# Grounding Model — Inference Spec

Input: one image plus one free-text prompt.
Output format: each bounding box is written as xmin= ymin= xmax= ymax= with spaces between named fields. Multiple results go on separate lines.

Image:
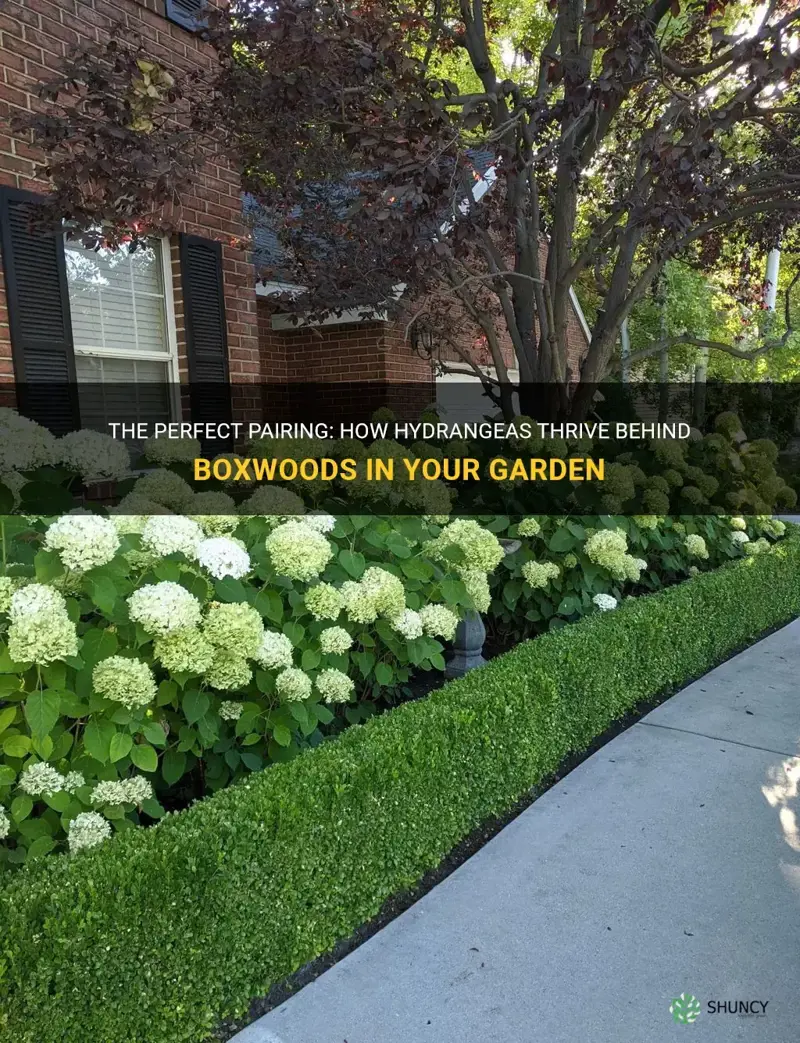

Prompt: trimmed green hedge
xmin=2 ymin=533 xmax=800 ymax=1043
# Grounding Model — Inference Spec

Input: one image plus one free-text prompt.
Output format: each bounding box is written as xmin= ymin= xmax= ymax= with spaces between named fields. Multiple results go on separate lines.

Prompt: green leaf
xmin=24 ymin=690 xmax=61 ymax=743
xmin=0 ymin=645 xmax=28 ymax=673
xmin=0 ymin=705 xmax=17 ymax=735
xmin=129 ymin=743 xmax=158 ymax=773
xmin=141 ymin=721 xmax=167 ymax=747
xmin=283 ymin=621 xmax=305 ymax=646
xmin=83 ymin=719 xmax=116 ymax=764
xmin=385 ymin=533 xmax=412 ymax=558
xmin=240 ymin=751 xmax=263 ymax=770
xmin=253 ymin=588 xmax=283 ymax=623
xmin=11 ymin=795 xmax=33 ymax=822
xmin=88 ymin=576 xmax=118 ymax=616
xmin=109 ymin=732 xmax=133 ymax=763
xmin=272 ymin=724 xmax=292 ymax=747
xmin=20 ymin=481 xmax=75 ymax=514
xmin=81 ymin=628 xmax=118 ymax=669
xmin=141 ymin=797 xmax=166 ymax=819
xmin=2 ymin=734 xmax=30 ymax=758
xmin=339 ymin=549 xmax=365 ymax=578
xmin=34 ymin=549 xmax=65 ymax=584
xmin=439 ymin=576 xmax=466 ymax=604
xmin=156 ymin=680 xmax=178 ymax=707
xmin=312 ymin=704 xmax=334 ymax=725
xmin=548 ymin=526 xmax=576 ymax=553
xmin=0 ymin=482 xmax=13 ymax=514
xmin=375 ymin=662 xmax=394 ymax=686
xmin=301 ymin=648 xmax=321 ymax=671
xmin=26 ymin=835 xmax=56 ymax=860
xmin=183 ymin=690 xmax=210 ymax=725
xmin=214 ymin=577 xmax=247 ymax=603
xmin=43 ymin=790 xmax=71 ymax=813
xmin=0 ymin=765 xmax=16 ymax=786
xmin=162 ymin=749 xmax=186 ymax=786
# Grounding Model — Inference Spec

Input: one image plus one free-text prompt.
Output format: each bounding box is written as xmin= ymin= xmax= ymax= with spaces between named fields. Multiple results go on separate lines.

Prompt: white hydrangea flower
xmin=191 ymin=490 xmax=239 ymax=535
xmin=141 ymin=515 xmax=203 ymax=559
xmin=154 ymin=627 xmax=215 ymax=674
xmin=303 ymin=512 xmax=336 ymax=534
xmin=68 ymin=811 xmax=112 ymax=853
xmin=59 ymin=429 xmax=130 ymax=481
xmin=0 ymin=410 xmax=59 ymax=472
xmin=239 ymin=486 xmax=305 ymax=521
xmin=517 ymin=518 xmax=541 ymax=537
xmin=10 ymin=583 xmax=67 ymax=620
xmin=315 ymin=667 xmax=354 ymax=704
xmin=44 ymin=513 xmax=120 ymax=572
xmin=731 ymin=530 xmax=750 ymax=545
xmin=633 ymin=558 xmax=648 ymax=571
xmin=462 ymin=568 xmax=491 ymax=613
xmin=304 ymin=582 xmax=343 ymax=621
xmin=340 ymin=580 xmax=378 ymax=624
xmin=219 ymin=700 xmax=244 ymax=721
xmin=275 ymin=667 xmax=312 ymax=702
xmin=418 ymin=604 xmax=459 ymax=641
xmin=688 ymin=565 xmax=700 ymax=577
xmin=584 ymin=529 xmax=628 ymax=574
xmin=0 ymin=576 xmax=15 ymax=614
xmin=122 ymin=776 xmax=153 ymax=805
xmin=93 ymin=656 xmax=157 ymax=710
xmin=204 ymin=650 xmax=252 ymax=690
xmin=90 ymin=780 xmax=128 ymax=805
xmin=390 ymin=608 xmax=423 ymax=640
xmin=730 ymin=516 xmax=747 ymax=531
xmin=254 ymin=630 xmax=294 ymax=670
xmin=204 ymin=602 xmax=263 ymax=658
xmin=361 ymin=567 xmax=406 ymax=619
xmin=319 ymin=626 xmax=353 ymax=655
xmin=8 ymin=584 xmax=78 ymax=665
xmin=18 ymin=762 xmax=65 ymax=797
xmin=109 ymin=493 xmax=172 ymax=535
xmin=684 ymin=534 xmax=709 ymax=559
xmin=0 ymin=805 xmax=9 ymax=840
xmin=593 ymin=593 xmax=618 ymax=611
xmin=265 ymin=520 xmax=333 ymax=581
xmin=64 ymin=771 xmax=85 ymax=793
xmin=424 ymin=519 xmax=504 ymax=574
xmin=127 ymin=582 xmax=202 ymax=636
xmin=134 ymin=469 xmax=195 ymax=511
xmin=142 ymin=435 xmax=201 ymax=465
xmin=196 ymin=537 xmax=251 ymax=580
xmin=521 ymin=560 xmax=560 ymax=589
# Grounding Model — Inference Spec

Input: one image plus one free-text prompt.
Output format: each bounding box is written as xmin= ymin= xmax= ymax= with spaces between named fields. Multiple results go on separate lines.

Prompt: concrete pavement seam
xmin=636 ymin=720 xmax=797 ymax=758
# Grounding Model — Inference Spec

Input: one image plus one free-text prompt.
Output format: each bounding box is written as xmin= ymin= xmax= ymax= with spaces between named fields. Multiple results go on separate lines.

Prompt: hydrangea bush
xmin=0 ymin=496 xmax=500 ymax=866
xmin=486 ymin=512 xmax=788 ymax=643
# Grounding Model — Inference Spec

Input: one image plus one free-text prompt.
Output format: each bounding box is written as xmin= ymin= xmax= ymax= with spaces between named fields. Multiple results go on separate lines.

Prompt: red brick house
xmin=0 ymin=0 xmax=590 ymax=434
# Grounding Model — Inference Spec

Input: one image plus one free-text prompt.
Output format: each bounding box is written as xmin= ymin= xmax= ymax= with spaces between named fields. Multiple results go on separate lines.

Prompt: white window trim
xmin=68 ymin=237 xmax=181 ymax=420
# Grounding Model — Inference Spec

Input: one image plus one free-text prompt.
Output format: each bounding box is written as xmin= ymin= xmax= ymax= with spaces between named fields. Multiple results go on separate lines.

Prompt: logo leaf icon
xmin=670 ymin=993 xmax=701 ymax=1024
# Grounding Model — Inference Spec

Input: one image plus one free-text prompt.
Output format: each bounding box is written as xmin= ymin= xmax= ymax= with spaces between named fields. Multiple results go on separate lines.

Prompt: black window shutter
xmin=165 ymin=0 xmax=206 ymax=31
xmin=179 ymin=233 xmax=232 ymax=452
xmin=0 ymin=187 xmax=80 ymax=434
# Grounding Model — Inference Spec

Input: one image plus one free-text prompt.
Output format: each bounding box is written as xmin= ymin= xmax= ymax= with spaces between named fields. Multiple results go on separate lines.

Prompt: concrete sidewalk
xmin=233 ymin=619 xmax=800 ymax=1043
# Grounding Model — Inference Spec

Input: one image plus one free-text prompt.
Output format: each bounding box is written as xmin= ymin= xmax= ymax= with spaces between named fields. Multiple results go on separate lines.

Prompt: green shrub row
xmin=2 ymin=531 xmax=800 ymax=1043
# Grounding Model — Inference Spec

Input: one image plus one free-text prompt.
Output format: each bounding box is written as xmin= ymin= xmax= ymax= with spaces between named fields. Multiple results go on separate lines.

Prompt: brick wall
xmin=0 ymin=0 xmax=258 ymax=390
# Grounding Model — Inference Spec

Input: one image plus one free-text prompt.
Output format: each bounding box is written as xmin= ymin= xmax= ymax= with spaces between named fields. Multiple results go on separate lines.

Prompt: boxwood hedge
xmin=1 ymin=531 xmax=799 ymax=1043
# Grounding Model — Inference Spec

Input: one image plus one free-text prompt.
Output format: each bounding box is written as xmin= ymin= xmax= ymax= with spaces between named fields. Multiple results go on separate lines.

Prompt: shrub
xmin=0 ymin=510 xmax=501 ymax=865
xmin=1 ymin=531 xmax=799 ymax=1043
xmin=487 ymin=513 xmax=788 ymax=642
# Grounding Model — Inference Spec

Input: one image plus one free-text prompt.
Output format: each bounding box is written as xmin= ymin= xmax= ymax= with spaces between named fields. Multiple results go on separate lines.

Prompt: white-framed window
xmin=64 ymin=237 xmax=180 ymax=433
